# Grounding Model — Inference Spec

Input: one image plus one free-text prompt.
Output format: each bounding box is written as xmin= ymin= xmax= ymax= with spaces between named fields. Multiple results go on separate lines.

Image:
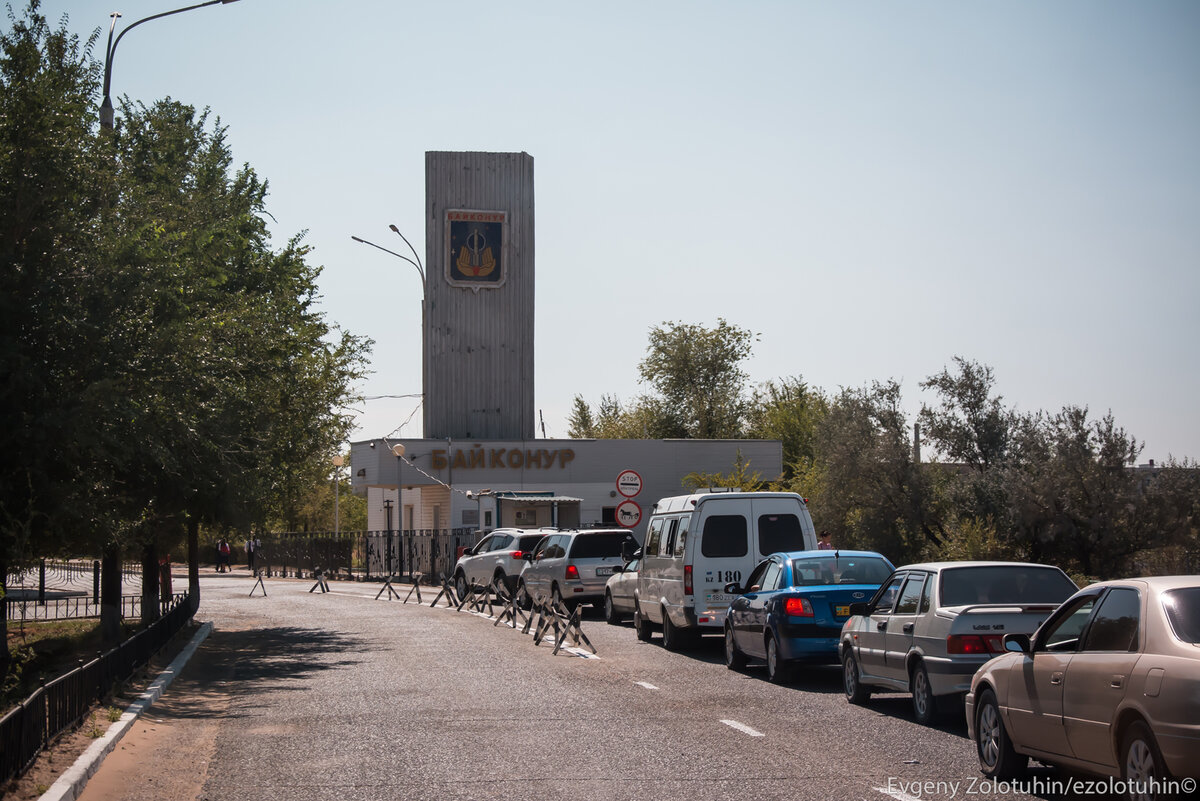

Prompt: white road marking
xmin=720 ymin=719 xmax=764 ymax=737
xmin=634 ymin=681 xmax=659 ymax=690
xmin=874 ymin=787 xmax=925 ymax=801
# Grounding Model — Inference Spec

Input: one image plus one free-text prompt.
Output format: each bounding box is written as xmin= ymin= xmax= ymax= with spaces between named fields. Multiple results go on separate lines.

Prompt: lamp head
xmin=391 ymin=443 xmax=406 ymax=457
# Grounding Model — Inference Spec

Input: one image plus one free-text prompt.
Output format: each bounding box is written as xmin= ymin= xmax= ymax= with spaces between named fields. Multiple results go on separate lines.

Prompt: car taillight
xmin=684 ymin=564 xmax=693 ymax=595
xmin=785 ymin=597 xmax=814 ymax=617
xmin=510 ymin=551 xmax=523 ymax=559
xmin=565 ymin=564 xmax=580 ymax=580
xmin=947 ymin=634 xmax=1004 ymax=654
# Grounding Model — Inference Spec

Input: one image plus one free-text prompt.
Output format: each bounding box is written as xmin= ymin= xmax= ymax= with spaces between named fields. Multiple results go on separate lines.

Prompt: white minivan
xmin=632 ymin=491 xmax=817 ymax=650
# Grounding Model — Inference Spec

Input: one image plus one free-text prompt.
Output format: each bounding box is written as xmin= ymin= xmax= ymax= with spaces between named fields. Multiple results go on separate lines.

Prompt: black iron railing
xmin=0 ymin=593 xmax=193 ymax=785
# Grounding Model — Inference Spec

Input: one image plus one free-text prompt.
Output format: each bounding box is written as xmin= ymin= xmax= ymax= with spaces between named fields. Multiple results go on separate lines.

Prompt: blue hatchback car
xmin=724 ymin=550 xmax=894 ymax=683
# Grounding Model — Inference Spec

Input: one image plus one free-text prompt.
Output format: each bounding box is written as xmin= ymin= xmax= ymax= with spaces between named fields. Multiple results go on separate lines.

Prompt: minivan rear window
xmin=570 ymin=532 xmax=637 ymax=559
xmin=758 ymin=514 xmax=805 ymax=555
xmin=701 ymin=515 xmax=748 ymax=558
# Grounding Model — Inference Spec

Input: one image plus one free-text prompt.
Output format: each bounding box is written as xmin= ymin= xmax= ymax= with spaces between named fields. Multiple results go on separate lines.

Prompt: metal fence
xmin=0 ymin=593 xmax=193 ymax=785
xmin=4 ymin=593 xmax=189 ymax=623
xmin=257 ymin=529 xmax=478 ymax=583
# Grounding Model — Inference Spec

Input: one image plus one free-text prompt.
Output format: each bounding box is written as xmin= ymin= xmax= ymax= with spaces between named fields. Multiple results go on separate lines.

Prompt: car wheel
xmin=516 ymin=580 xmax=532 ymax=611
xmin=975 ymin=688 xmax=1027 ymax=779
xmin=551 ymin=584 xmax=567 ymax=613
xmin=454 ymin=571 xmax=469 ymax=601
xmin=910 ymin=661 xmax=940 ymax=725
xmin=604 ymin=592 xmax=620 ymax=625
xmin=662 ymin=609 xmax=685 ymax=651
xmin=493 ymin=571 xmax=508 ymax=599
xmin=1122 ymin=721 xmax=1168 ymax=801
xmin=843 ymin=650 xmax=871 ymax=705
xmin=766 ymin=634 xmax=793 ymax=684
xmin=633 ymin=603 xmax=653 ymax=642
xmin=725 ymin=625 xmax=747 ymax=670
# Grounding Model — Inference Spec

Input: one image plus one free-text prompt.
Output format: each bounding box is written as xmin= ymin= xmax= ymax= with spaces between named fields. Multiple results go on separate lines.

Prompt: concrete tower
xmin=423 ymin=152 xmax=535 ymax=439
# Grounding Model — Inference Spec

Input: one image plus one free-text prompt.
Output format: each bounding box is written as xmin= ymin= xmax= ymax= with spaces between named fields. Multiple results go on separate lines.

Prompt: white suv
xmin=518 ymin=529 xmax=638 ymax=611
xmin=452 ymin=529 xmax=546 ymax=599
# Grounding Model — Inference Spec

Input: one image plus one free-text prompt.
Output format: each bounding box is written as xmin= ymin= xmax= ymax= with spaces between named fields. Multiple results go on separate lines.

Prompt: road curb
xmin=38 ymin=620 xmax=214 ymax=801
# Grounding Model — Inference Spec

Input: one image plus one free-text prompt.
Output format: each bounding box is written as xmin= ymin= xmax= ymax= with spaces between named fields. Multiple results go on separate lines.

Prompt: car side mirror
xmin=612 ymin=565 xmax=624 ymax=574
xmin=523 ymin=552 xmax=535 ymax=562
xmin=1003 ymin=633 xmax=1031 ymax=654
xmin=848 ymin=602 xmax=870 ymax=617
xmin=621 ymin=541 xmax=636 ymax=562
xmin=724 ymin=582 xmax=743 ymax=594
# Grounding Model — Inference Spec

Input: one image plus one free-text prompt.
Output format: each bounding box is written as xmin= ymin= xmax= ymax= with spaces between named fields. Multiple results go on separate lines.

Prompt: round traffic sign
xmin=616 ymin=469 xmax=643 ymax=498
xmin=615 ymin=499 xmax=642 ymax=528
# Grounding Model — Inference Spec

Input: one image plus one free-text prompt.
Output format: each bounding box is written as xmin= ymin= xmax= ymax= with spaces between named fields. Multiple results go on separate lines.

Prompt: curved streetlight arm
xmin=388 ymin=224 xmax=425 ymax=277
xmin=351 ymin=235 xmax=426 ymax=286
xmin=101 ymin=0 xmax=241 ymax=130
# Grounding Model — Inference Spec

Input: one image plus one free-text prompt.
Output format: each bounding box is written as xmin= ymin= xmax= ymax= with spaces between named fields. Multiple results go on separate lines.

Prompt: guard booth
xmin=494 ymin=492 xmax=582 ymax=529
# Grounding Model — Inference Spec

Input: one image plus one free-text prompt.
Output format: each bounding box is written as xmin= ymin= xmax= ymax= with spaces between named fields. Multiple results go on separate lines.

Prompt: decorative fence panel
xmin=261 ymin=529 xmax=478 ymax=583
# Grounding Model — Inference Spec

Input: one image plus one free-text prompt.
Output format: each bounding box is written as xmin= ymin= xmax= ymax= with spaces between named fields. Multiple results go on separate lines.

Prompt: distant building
xmin=350 ymin=152 xmax=780 ymax=540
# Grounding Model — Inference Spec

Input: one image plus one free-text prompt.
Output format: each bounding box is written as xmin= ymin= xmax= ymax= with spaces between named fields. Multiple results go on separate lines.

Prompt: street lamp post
xmin=332 ymin=454 xmax=344 ymax=536
xmin=100 ymin=0 xmax=242 ymax=131
xmin=352 ymin=226 xmax=427 ymax=435
xmin=391 ymin=443 xmax=406 ymax=577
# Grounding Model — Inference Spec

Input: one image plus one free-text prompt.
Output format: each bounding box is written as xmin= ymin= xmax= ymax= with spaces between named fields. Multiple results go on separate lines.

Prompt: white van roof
xmin=649 ymin=491 xmax=807 ymax=514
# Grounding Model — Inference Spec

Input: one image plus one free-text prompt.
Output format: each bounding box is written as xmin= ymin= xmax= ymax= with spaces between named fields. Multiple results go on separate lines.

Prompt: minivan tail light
xmin=785 ymin=597 xmax=814 ymax=617
xmin=510 ymin=551 xmax=523 ymax=559
xmin=565 ymin=564 xmax=580 ymax=580
xmin=684 ymin=564 xmax=693 ymax=595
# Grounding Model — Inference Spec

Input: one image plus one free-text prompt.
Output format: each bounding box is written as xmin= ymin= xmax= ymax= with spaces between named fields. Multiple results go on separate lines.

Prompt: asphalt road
xmin=74 ymin=573 xmax=1100 ymax=801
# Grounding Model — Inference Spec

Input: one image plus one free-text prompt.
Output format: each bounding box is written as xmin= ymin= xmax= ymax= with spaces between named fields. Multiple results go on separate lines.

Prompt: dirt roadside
xmin=3 ymin=620 xmax=238 ymax=801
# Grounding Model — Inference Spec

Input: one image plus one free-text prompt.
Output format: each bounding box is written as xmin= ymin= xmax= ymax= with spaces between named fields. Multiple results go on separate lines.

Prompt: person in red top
xmin=817 ymin=530 xmax=834 ymax=550
xmin=217 ymin=538 xmax=232 ymax=572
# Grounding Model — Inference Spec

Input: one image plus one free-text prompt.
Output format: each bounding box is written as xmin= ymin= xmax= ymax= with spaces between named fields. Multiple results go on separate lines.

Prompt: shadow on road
xmin=140 ymin=626 xmax=366 ymax=722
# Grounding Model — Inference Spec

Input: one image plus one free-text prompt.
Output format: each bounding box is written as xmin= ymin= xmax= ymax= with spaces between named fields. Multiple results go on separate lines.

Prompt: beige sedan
xmin=966 ymin=576 xmax=1200 ymax=800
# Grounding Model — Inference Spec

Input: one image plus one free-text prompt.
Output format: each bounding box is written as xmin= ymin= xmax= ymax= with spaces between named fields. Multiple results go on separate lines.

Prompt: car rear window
xmin=701 ymin=515 xmax=748 ymax=558
xmin=517 ymin=535 xmax=543 ymax=551
xmin=939 ymin=566 xmax=1077 ymax=607
xmin=1162 ymin=587 xmax=1200 ymax=644
xmin=758 ymin=514 xmax=806 ymax=555
xmin=789 ymin=556 xmax=892 ymax=586
xmin=569 ymin=532 xmax=636 ymax=559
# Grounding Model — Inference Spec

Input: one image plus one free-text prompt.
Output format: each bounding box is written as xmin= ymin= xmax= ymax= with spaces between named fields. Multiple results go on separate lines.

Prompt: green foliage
xmin=638 ymin=318 xmax=756 ymax=439
xmin=0 ymin=1 xmax=370 ymax=591
xmin=682 ymin=452 xmax=765 ymax=493
xmin=745 ymin=376 xmax=827 ymax=480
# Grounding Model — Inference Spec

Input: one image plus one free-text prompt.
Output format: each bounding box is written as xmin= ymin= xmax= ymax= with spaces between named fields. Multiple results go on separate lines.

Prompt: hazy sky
xmin=38 ymin=0 xmax=1200 ymax=462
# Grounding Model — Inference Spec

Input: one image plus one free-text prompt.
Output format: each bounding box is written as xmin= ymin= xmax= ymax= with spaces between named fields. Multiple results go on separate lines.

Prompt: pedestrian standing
xmin=245 ymin=537 xmax=256 ymax=571
xmin=217 ymin=538 xmax=231 ymax=572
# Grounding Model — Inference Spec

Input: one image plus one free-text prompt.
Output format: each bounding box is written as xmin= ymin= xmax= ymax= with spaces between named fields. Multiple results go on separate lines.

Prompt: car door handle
xmin=1050 ymin=671 xmax=1064 ymax=686
xmin=902 ymin=623 xmax=914 ymax=634
xmin=876 ymin=621 xmax=887 ymax=631
xmin=1111 ymin=675 xmax=1125 ymax=689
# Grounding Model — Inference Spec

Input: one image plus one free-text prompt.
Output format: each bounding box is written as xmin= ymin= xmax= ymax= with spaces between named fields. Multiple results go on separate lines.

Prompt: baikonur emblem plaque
xmin=446 ymin=210 xmax=506 ymax=290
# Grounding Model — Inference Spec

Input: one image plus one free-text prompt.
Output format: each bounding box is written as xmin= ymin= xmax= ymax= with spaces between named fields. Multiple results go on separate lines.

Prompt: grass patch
xmin=3 ymin=618 xmax=138 ymax=712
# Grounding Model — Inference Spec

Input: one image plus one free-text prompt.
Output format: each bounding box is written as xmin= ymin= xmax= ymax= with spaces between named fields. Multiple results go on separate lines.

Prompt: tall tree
xmin=1 ymin=0 xmax=106 ymax=663
xmin=798 ymin=381 xmax=932 ymax=564
xmin=745 ymin=376 xmax=827 ymax=479
xmin=638 ymin=318 xmax=756 ymax=439
xmin=918 ymin=357 xmax=1012 ymax=472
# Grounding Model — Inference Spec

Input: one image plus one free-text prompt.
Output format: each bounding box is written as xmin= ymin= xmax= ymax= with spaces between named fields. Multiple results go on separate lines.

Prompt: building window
xmin=601 ymin=507 xmax=616 ymax=525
